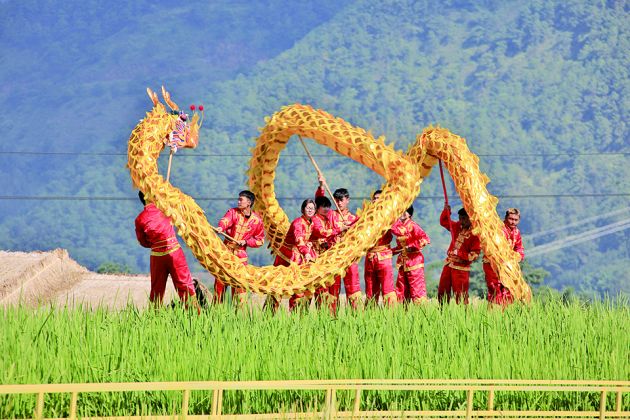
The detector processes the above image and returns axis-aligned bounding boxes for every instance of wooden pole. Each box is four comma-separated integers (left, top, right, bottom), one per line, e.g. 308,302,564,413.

439,159,455,242
438,159,449,206
210,224,239,243
298,135,346,223
166,150,174,182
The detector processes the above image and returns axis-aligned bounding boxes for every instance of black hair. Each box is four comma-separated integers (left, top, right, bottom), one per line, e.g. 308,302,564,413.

333,188,349,200
407,205,414,217
138,191,146,205
315,196,332,209
239,190,255,206
458,208,468,217
301,199,316,214
372,189,383,199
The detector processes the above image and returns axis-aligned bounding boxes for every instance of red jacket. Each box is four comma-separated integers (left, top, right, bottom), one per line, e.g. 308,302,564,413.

504,224,525,261
440,208,481,271
277,216,316,264
135,204,180,255
315,187,358,244
483,223,525,263
310,213,336,253
218,208,265,261
391,219,430,271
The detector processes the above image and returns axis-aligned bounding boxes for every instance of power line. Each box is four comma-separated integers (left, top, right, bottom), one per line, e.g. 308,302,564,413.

528,218,630,258
1,193,630,201
0,151,628,158
524,207,630,240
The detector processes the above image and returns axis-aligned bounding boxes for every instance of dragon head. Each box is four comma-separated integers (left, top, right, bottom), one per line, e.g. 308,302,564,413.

147,86,203,150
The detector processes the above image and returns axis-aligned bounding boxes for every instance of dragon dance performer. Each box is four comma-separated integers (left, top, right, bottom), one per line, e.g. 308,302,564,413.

483,208,524,305
315,175,362,312
391,205,431,304
214,190,264,307
310,195,340,313
134,192,199,311
364,190,396,307
264,199,317,313
438,205,481,304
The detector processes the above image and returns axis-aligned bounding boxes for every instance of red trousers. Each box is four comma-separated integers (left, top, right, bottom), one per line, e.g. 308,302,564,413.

214,261,247,305
395,268,427,303
262,256,312,313
149,248,195,303
483,262,514,305
438,265,470,304
315,262,361,314
365,256,395,305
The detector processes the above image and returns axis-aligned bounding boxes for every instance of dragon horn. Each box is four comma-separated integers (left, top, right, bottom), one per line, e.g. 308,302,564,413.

146,88,159,106
161,86,179,111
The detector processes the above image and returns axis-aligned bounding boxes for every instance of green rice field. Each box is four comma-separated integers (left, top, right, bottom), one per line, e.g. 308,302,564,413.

1,297,628,417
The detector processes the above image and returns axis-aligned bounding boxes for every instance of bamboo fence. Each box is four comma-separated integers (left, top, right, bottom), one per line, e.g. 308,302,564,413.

1,379,628,419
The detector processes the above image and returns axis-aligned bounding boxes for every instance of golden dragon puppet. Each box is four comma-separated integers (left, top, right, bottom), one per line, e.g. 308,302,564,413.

127,88,531,302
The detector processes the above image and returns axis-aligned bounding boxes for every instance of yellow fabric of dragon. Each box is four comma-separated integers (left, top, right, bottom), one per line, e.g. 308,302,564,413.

127,89,531,302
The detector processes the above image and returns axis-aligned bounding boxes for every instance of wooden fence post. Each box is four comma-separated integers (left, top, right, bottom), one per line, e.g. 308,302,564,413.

353,388,362,418
181,389,190,419
324,388,336,420
69,392,78,420
211,388,218,416
466,389,474,420
34,392,44,420
217,389,223,416
211,388,223,416
487,388,495,412
600,390,607,420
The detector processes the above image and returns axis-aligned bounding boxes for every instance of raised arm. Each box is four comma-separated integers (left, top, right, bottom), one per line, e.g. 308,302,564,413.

439,205,452,231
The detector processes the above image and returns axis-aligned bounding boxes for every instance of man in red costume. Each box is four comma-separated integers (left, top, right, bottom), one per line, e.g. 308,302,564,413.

483,208,524,305
134,191,199,310
214,190,265,306
364,190,396,307
310,195,340,313
391,205,431,304
315,175,362,312
438,205,481,304
264,199,317,313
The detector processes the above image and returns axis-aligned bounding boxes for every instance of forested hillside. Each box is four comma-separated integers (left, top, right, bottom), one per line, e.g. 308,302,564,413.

0,0,628,297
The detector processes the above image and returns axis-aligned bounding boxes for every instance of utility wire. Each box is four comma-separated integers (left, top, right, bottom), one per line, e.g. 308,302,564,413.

1,193,630,201
0,151,629,157
528,218,630,258
524,207,630,240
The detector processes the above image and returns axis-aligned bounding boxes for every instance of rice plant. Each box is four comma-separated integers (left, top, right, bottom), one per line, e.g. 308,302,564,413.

1,296,628,417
